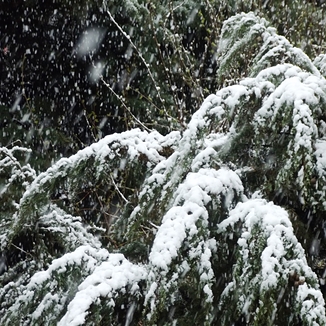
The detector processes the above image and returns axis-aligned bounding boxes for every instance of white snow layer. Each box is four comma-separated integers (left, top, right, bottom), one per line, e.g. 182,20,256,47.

4,246,109,324
144,167,243,317
219,199,326,323
58,254,147,326
192,60,326,211
21,129,173,202
12,129,179,235
149,167,243,272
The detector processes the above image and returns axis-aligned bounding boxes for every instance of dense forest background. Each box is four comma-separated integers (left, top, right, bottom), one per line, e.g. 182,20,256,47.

2,0,326,325
1,0,326,170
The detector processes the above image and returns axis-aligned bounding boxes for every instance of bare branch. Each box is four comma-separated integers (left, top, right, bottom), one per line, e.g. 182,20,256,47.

106,10,166,107
110,174,129,205
101,77,151,132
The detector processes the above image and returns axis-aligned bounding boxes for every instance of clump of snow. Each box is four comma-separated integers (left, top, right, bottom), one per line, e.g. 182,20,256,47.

1,246,109,325
59,253,147,326
126,78,250,235
150,167,243,272
0,146,36,251
39,207,103,249
0,146,36,195
20,129,168,203
218,199,326,324
217,11,320,90
248,63,326,209
145,167,244,321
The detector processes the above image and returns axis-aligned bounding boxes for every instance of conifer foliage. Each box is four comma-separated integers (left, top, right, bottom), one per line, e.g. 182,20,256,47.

2,11,326,326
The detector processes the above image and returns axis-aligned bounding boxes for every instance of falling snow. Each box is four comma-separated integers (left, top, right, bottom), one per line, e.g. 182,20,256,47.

1,4,326,326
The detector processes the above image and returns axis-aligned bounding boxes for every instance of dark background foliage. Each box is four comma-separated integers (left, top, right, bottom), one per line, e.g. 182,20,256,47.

1,0,325,171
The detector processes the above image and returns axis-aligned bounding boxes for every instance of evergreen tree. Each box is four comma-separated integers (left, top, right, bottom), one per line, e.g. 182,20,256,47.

2,10,326,326
2,0,326,173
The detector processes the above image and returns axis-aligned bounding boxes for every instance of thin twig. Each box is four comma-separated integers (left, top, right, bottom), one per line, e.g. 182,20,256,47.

101,77,151,132
107,11,163,101
110,174,129,204
149,8,180,113
172,1,187,12
106,10,168,112
148,220,159,229
10,243,34,259
83,109,97,142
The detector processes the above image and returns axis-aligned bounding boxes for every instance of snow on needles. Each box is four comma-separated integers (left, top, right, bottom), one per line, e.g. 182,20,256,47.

220,199,299,290
59,254,147,326
19,129,170,202
12,129,176,237
4,11,326,325
149,167,243,272
218,199,326,323
3,246,109,324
